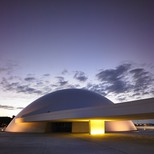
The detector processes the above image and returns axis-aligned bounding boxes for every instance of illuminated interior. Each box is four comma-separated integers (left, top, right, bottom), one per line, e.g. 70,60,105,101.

90,120,105,135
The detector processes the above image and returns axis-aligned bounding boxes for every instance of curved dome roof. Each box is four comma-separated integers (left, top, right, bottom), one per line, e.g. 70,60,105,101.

19,89,113,117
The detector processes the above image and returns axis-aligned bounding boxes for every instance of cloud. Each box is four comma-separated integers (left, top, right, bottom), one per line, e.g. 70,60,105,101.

0,66,11,73
74,71,88,82
0,62,153,103
24,77,36,82
0,105,14,110
16,107,24,110
96,63,132,94
0,76,43,95
61,69,68,75
1,73,56,95
56,76,68,86
130,68,154,94
95,63,154,101
0,104,24,110
86,83,107,96
0,61,18,75
43,74,50,77
97,63,131,82
16,85,43,94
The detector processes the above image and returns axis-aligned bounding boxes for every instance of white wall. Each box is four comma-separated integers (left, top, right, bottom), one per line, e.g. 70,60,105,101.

5,119,47,133
105,121,137,132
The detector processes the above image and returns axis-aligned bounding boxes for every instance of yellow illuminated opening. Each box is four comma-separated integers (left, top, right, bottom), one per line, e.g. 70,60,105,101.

90,120,105,135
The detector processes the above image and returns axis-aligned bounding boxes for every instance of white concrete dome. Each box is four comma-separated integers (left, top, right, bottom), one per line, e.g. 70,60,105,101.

6,89,136,133
20,88,113,117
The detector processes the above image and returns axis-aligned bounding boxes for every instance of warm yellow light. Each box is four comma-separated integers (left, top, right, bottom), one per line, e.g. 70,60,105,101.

15,118,23,123
90,120,105,135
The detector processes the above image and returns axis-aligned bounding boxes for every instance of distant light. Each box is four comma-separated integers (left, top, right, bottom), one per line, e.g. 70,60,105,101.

90,120,105,135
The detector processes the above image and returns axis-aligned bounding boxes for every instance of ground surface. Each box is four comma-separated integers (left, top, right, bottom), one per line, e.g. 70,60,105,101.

0,130,154,154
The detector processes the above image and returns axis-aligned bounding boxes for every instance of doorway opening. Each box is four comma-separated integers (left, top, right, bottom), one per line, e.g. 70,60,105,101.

51,122,72,133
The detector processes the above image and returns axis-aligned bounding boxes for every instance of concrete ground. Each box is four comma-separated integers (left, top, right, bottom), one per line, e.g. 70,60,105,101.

0,130,154,154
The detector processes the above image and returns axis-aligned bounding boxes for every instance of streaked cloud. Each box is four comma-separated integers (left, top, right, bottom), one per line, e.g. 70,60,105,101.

24,77,36,82
96,63,132,94
74,71,88,82
0,62,153,103
130,68,154,95
16,85,43,94
86,83,107,96
0,105,14,110
43,74,50,77
0,105,24,110
95,63,154,101
56,76,68,86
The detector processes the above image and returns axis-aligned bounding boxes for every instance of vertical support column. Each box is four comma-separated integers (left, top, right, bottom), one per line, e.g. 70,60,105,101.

89,120,105,135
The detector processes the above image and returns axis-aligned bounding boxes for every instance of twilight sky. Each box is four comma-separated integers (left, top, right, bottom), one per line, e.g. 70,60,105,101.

0,0,154,117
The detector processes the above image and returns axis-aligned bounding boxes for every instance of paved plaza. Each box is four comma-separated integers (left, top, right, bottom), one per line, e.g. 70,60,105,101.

0,130,154,154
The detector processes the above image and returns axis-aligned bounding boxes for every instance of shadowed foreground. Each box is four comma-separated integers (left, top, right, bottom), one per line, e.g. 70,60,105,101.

0,130,154,154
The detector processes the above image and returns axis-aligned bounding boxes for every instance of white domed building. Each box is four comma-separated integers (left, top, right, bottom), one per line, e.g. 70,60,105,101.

6,89,136,134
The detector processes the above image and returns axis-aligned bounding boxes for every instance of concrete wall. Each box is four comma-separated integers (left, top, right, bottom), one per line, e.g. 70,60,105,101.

105,121,137,132
72,122,89,133
5,119,46,133
6,119,136,133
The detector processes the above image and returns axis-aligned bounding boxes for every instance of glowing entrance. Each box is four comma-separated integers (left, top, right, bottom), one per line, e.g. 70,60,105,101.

90,120,105,135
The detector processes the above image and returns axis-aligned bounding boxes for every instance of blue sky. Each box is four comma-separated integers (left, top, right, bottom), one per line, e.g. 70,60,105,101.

0,0,154,117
